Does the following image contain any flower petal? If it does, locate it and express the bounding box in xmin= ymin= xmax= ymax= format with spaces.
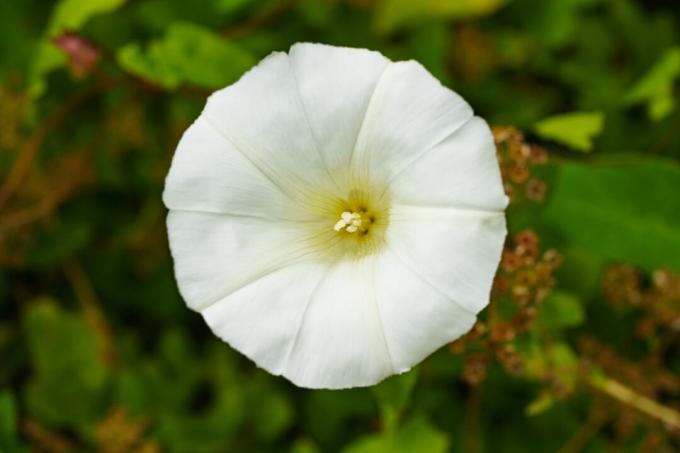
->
xmin=166 ymin=210 xmax=302 ymax=311
xmin=162 ymin=116 xmax=288 ymax=218
xmin=288 ymin=43 xmax=390 ymax=172
xmin=386 ymin=206 xmax=507 ymax=314
xmin=354 ymin=60 xmax=473 ymax=183
xmin=373 ymin=248 xmax=477 ymax=373
xmin=201 ymin=261 xmax=329 ymax=376
xmin=283 ymin=259 xmax=394 ymax=389
xmin=202 ymin=51 xmax=332 ymax=194
xmin=202 ymin=258 xmax=395 ymax=389
xmin=389 ymin=116 xmax=508 ymax=212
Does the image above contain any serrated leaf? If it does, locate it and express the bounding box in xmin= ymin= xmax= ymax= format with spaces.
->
xmin=533 ymin=111 xmax=604 ymax=152
xmin=543 ymin=158 xmax=680 ymax=273
xmin=116 ymin=22 xmax=256 ymax=90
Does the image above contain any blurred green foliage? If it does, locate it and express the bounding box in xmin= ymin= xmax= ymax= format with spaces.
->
xmin=1 ymin=0 xmax=680 ymax=451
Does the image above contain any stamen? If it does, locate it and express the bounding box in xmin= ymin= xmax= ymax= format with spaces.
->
xmin=334 ymin=210 xmax=367 ymax=234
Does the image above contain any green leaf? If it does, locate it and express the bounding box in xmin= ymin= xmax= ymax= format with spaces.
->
xmin=29 ymin=0 xmax=128 ymax=98
xmin=525 ymin=0 xmax=601 ymax=49
xmin=371 ymin=370 xmax=418 ymax=431
xmin=25 ymin=221 xmax=92 ymax=269
xmin=342 ymin=416 xmax=448 ymax=453
xmin=249 ymin=382 xmax=294 ymax=442
xmin=23 ymin=301 xmax=108 ymax=428
xmin=537 ymin=291 xmax=585 ymax=330
xmin=525 ymin=392 xmax=555 ymax=416
xmin=624 ymin=47 xmax=680 ymax=121
xmin=548 ymin=343 xmax=579 ymax=370
xmin=291 ymin=438 xmax=321 ymax=453
xmin=533 ymin=111 xmax=604 ymax=152
xmin=376 ymin=0 xmax=507 ymax=33
xmin=214 ymin=0 xmax=255 ymax=15
xmin=543 ymin=158 xmax=680 ymax=273
xmin=116 ymin=22 xmax=256 ymax=90
xmin=0 ymin=390 xmax=23 ymax=453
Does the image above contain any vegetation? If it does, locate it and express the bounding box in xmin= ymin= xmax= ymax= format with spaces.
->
xmin=1 ymin=0 xmax=679 ymax=451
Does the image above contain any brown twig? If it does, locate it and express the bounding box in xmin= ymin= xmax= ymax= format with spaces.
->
xmin=590 ymin=374 xmax=680 ymax=430
xmin=0 ymin=79 xmax=116 ymax=210
xmin=63 ymin=260 xmax=118 ymax=367
xmin=558 ymin=406 xmax=609 ymax=453
xmin=22 ymin=418 xmax=74 ymax=453
xmin=464 ymin=384 xmax=482 ymax=453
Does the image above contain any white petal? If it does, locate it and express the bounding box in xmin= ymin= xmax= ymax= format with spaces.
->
xmin=166 ymin=210 xmax=303 ymax=311
xmin=202 ymin=51 xmax=333 ymax=195
xmin=283 ymin=259 xmax=394 ymax=389
xmin=373 ymin=248 xmax=477 ymax=373
xmin=386 ymin=206 xmax=507 ymax=314
xmin=162 ymin=116 xmax=288 ymax=218
xmin=288 ymin=43 xmax=390 ymax=172
xmin=390 ymin=116 xmax=509 ymax=212
xmin=201 ymin=262 xmax=328 ymax=376
xmin=354 ymin=60 xmax=473 ymax=183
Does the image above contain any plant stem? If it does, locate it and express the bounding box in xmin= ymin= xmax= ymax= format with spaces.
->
xmin=589 ymin=374 xmax=680 ymax=430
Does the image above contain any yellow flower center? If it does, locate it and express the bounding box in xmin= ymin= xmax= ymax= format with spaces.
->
xmin=299 ymin=183 xmax=389 ymax=262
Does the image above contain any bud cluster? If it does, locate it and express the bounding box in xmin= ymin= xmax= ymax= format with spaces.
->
xmin=454 ymin=229 xmax=562 ymax=385
xmin=492 ymin=126 xmax=548 ymax=202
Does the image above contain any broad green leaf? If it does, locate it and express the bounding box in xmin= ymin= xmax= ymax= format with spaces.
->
xmin=375 ymin=0 xmax=507 ymax=33
xmin=343 ymin=416 xmax=448 ymax=453
xmin=543 ymin=158 xmax=680 ymax=273
xmin=537 ymin=291 xmax=585 ymax=330
xmin=117 ymin=22 xmax=256 ymax=90
xmin=29 ymin=0 xmax=128 ymax=98
xmin=533 ymin=111 xmax=604 ymax=152
xmin=23 ymin=301 xmax=108 ymax=428
xmin=625 ymin=47 xmax=680 ymax=121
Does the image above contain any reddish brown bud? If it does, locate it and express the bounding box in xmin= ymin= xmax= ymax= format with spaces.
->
xmin=462 ymin=355 xmax=487 ymax=385
xmin=525 ymin=178 xmax=547 ymax=202
xmin=52 ymin=32 xmax=102 ymax=79
xmin=509 ymin=163 xmax=529 ymax=183
xmin=529 ymin=146 xmax=548 ymax=164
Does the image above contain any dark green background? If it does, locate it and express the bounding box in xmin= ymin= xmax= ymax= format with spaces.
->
xmin=1 ymin=0 xmax=679 ymax=451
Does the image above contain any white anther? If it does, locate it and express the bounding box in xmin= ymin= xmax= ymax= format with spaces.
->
xmin=334 ymin=211 xmax=364 ymax=233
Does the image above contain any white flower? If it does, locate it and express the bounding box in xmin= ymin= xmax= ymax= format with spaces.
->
xmin=163 ymin=43 xmax=508 ymax=389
